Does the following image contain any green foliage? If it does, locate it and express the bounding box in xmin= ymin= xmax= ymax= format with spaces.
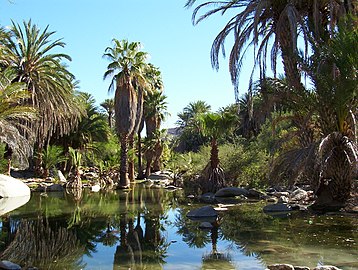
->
xmin=40 ymin=145 xmax=67 ymax=175
xmin=68 ymin=147 xmax=82 ymax=170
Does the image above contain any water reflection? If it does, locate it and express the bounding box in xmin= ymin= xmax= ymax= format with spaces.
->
xmin=0 ymin=187 xmax=356 ymax=270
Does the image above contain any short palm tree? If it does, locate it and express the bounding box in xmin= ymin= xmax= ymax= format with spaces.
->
xmin=199 ymin=111 xmax=236 ymax=193
xmin=100 ymin=98 xmax=115 ymax=129
xmin=0 ymin=68 xmax=37 ymax=173
xmin=103 ymin=39 xmax=148 ymax=188
xmin=0 ymin=20 xmax=83 ymax=173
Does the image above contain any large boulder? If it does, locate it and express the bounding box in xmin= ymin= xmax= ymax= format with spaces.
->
xmin=0 ymin=174 xmax=30 ymax=197
xmin=0 ymin=196 xmax=30 ymax=215
xmin=215 ymin=187 xmax=249 ymax=197
xmin=290 ymin=188 xmax=308 ymax=201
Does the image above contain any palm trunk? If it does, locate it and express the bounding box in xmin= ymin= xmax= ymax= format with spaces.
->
xmin=119 ymin=134 xmax=130 ymax=188
xmin=137 ymin=131 xmax=144 ymax=179
xmin=128 ymin=134 xmax=135 ymax=181
xmin=210 ymin=138 xmax=219 ymax=169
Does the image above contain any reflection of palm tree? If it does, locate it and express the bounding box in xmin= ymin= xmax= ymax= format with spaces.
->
xmin=1 ymin=219 xmax=85 ymax=270
xmin=97 ymin=223 xmax=119 ymax=247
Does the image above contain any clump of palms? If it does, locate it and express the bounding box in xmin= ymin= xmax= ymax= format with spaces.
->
xmin=103 ymin=39 xmax=148 ymax=188
xmin=198 ymin=112 xmax=236 ymax=193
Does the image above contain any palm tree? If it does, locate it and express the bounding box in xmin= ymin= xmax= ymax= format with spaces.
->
xmin=103 ymin=39 xmax=148 ymax=188
xmin=199 ymin=111 xmax=236 ymax=193
xmin=0 ymin=68 xmax=37 ymax=173
xmin=143 ymin=90 xmax=168 ymax=177
xmin=185 ymin=1 xmax=355 ymax=96
xmin=100 ymin=98 xmax=115 ymax=129
xmin=176 ymin=100 xmax=211 ymax=152
xmin=0 ymin=20 xmax=83 ymax=173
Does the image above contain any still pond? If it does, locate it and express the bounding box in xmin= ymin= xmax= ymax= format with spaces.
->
xmin=0 ymin=186 xmax=357 ymax=270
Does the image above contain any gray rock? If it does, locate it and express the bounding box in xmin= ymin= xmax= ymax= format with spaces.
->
xmin=278 ymin=196 xmax=289 ymax=203
xmin=199 ymin=222 xmax=213 ymax=229
xmin=290 ymin=188 xmax=308 ymax=201
xmin=215 ymin=187 xmax=249 ymax=197
xmin=248 ymin=188 xmax=267 ymax=199
xmin=0 ymin=260 xmax=21 ymax=270
xmin=268 ymin=264 xmax=295 ymax=270
xmin=263 ymin=203 xmax=292 ymax=213
xmin=47 ymin=184 xmax=64 ymax=192
xmin=313 ymin=266 xmax=342 ymax=270
xmin=187 ymin=205 xmax=218 ymax=219
xmin=199 ymin=193 xmax=215 ymax=203
xmin=57 ymin=170 xmax=67 ymax=183
xmin=267 ymin=197 xmax=278 ymax=203
xmin=273 ymin=191 xmax=290 ymax=198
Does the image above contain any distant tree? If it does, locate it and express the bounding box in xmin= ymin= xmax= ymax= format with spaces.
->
xmin=100 ymin=98 xmax=115 ymax=129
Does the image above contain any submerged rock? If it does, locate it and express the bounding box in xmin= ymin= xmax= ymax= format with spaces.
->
xmin=215 ymin=187 xmax=249 ymax=197
xmin=186 ymin=205 xmax=218 ymax=220
xmin=263 ymin=203 xmax=292 ymax=213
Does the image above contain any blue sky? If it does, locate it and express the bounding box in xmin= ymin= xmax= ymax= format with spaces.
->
xmin=1 ymin=0 xmax=254 ymax=128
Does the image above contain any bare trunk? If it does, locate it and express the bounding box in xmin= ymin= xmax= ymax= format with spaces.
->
xmin=119 ymin=134 xmax=130 ymax=188
xmin=128 ymin=135 xmax=135 ymax=181
xmin=137 ymin=131 xmax=144 ymax=179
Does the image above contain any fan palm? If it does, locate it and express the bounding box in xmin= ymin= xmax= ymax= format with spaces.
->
xmin=0 ymin=20 xmax=83 ymax=173
xmin=0 ymin=68 xmax=37 ymax=172
xmin=199 ymin=111 xmax=236 ymax=193
xmin=103 ymin=39 xmax=148 ymax=188
xmin=143 ymin=90 xmax=168 ymax=176
xmin=185 ymin=0 xmax=355 ymax=97
xmin=100 ymin=98 xmax=115 ymax=129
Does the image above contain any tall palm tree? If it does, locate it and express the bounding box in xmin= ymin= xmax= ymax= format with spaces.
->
xmin=103 ymin=39 xmax=148 ymax=188
xmin=143 ymin=90 xmax=168 ymax=177
xmin=100 ymin=98 xmax=115 ymax=129
xmin=135 ymin=64 xmax=164 ymax=179
xmin=0 ymin=20 xmax=83 ymax=173
xmin=185 ymin=1 xmax=355 ymax=97
xmin=0 ymin=68 xmax=37 ymax=172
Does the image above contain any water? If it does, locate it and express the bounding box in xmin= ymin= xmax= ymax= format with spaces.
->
xmin=0 ymin=186 xmax=356 ymax=270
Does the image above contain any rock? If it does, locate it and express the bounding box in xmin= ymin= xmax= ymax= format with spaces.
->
xmin=47 ymin=184 xmax=64 ymax=192
xmin=57 ymin=170 xmax=67 ymax=183
xmin=147 ymin=173 xmax=171 ymax=181
xmin=290 ymin=188 xmax=308 ymax=201
xmin=83 ymin=172 xmax=99 ymax=179
xmin=91 ymin=184 xmax=100 ymax=192
xmin=199 ymin=193 xmax=215 ymax=203
xmin=263 ymin=203 xmax=292 ymax=213
xmin=215 ymin=187 xmax=249 ymax=197
xmin=248 ymin=188 xmax=267 ymax=199
xmin=268 ymin=264 xmax=295 ymax=270
xmin=187 ymin=195 xmax=195 ymax=199
xmin=0 ymin=174 xmax=30 ymax=197
xmin=273 ymin=192 xmax=290 ymax=198
xmin=267 ymin=197 xmax=278 ymax=203
xmin=0 ymin=260 xmax=21 ymax=270
xmin=0 ymin=196 xmax=30 ymax=215
xmin=294 ymin=267 xmax=310 ymax=270
xmin=165 ymin=185 xmax=177 ymax=190
xmin=313 ymin=266 xmax=342 ymax=270
xmin=199 ymin=222 xmax=213 ymax=229
xmin=187 ymin=205 xmax=218 ymax=220
xmin=278 ymin=196 xmax=289 ymax=203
